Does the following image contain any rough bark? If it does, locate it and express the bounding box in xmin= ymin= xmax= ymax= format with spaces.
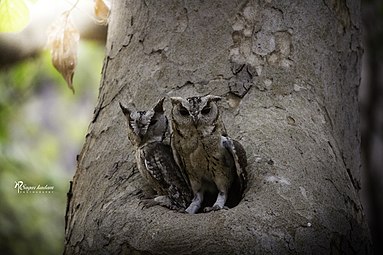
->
xmin=64 ymin=0 xmax=371 ymax=254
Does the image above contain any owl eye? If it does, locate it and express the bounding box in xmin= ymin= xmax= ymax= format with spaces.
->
xmin=179 ymin=107 xmax=189 ymax=116
xmin=201 ymin=106 xmax=211 ymax=115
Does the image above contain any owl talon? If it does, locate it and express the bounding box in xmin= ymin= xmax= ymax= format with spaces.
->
xmin=203 ymin=204 xmax=225 ymax=212
xmin=203 ymin=207 xmax=213 ymax=212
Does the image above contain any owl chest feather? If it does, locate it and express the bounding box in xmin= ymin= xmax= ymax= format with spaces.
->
xmin=175 ymin=124 xmax=230 ymax=183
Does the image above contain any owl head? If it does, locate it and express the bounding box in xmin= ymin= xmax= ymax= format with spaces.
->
xmin=119 ymin=97 xmax=168 ymax=147
xmin=170 ymin=95 xmax=222 ymax=128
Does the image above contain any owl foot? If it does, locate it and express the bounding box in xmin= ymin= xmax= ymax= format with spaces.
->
xmin=185 ymin=191 xmax=204 ymax=214
xmin=203 ymin=205 xmax=229 ymax=213
xmin=185 ymin=204 xmax=200 ymax=214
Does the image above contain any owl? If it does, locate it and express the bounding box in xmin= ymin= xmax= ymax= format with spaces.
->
xmin=170 ymin=95 xmax=247 ymax=214
xmin=119 ymin=97 xmax=192 ymax=210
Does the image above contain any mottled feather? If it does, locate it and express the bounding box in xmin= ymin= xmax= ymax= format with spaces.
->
xmin=120 ymin=98 xmax=192 ymax=210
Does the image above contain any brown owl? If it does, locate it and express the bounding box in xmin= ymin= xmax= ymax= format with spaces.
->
xmin=170 ymin=95 xmax=247 ymax=214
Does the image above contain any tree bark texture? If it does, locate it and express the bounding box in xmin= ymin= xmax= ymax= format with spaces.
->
xmin=64 ymin=0 xmax=371 ymax=254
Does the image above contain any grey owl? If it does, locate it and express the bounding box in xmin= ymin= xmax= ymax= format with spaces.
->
xmin=170 ymin=95 xmax=247 ymax=214
xmin=119 ymin=98 xmax=192 ymax=210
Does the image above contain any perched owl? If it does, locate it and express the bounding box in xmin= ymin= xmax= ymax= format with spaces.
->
xmin=119 ymin=98 xmax=192 ymax=210
xmin=170 ymin=95 xmax=247 ymax=214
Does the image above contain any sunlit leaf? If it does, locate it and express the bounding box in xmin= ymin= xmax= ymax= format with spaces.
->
xmin=0 ymin=0 xmax=30 ymax=33
xmin=94 ymin=0 xmax=110 ymax=25
xmin=46 ymin=11 xmax=80 ymax=93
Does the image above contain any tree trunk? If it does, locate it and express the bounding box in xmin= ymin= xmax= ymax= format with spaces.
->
xmin=64 ymin=0 xmax=371 ymax=254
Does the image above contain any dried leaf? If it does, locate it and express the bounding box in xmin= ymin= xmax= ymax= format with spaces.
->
xmin=94 ymin=0 xmax=110 ymax=25
xmin=0 ymin=0 xmax=30 ymax=33
xmin=47 ymin=11 xmax=80 ymax=93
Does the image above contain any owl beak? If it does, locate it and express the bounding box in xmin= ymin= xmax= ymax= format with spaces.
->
xmin=192 ymin=115 xmax=199 ymax=126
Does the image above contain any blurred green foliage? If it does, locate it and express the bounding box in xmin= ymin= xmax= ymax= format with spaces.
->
xmin=0 ymin=40 xmax=104 ymax=254
xmin=0 ymin=0 xmax=30 ymax=33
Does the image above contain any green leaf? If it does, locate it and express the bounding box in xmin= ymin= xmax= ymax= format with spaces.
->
xmin=0 ymin=0 xmax=30 ymax=33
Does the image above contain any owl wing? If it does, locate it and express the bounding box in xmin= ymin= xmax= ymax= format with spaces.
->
xmin=221 ymin=135 xmax=248 ymax=195
xmin=170 ymin=133 xmax=191 ymax=187
xmin=142 ymin=142 xmax=192 ymax=209
xmin=141 ymin=144 xmax=168 ymax=198
xmin=170 ymin=133 xmax=184 ymax=170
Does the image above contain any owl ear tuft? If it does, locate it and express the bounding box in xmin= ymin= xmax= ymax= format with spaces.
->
xmin=153 ymin=97 xmax=165 ymax=113
xmin=205 ymin=95 xmax=222 ymax=102
xmin=119 ymin=102 xmax=135 ymax=116
xmin=170 ymin=97 xmax=184 ymax=105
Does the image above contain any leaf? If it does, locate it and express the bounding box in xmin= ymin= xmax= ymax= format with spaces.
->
xmin=0 ymin=0 xmax=30 ymax=33
xmin=94 ymin=0 xmax=110 ymax=25
xmin=46 ymin=11 xmax=80 ymax=93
